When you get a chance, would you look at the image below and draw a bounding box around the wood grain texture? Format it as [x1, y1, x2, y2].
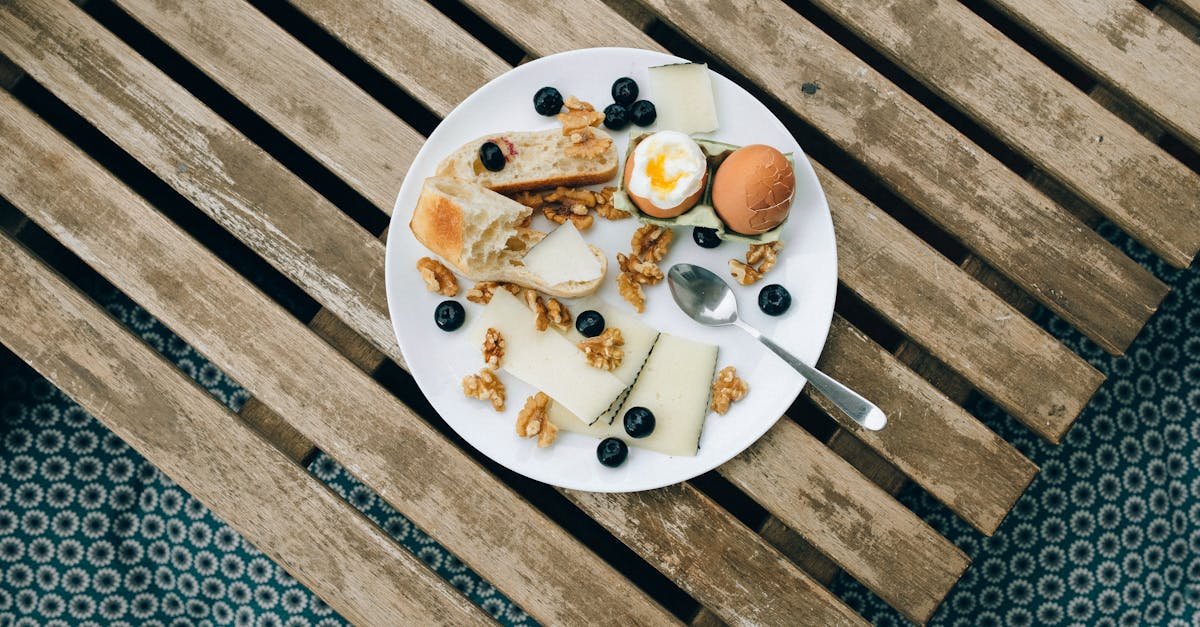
[986, 0, 1200, 152]
[0, 85, 673, 627]
[112, 0, 420, 212]
[632, 0, 1166, 355]
[568, 486, 867, 626]
[816, 160, 1103, 443]
[287, 0, 510, 124]
[1161, 0, 1200, 27]
[814, 316, 1039, 534]
[0, 235, 489, 627]
[720, 417, 969, 623]
[806, 0, 1200, 268]
[0, 0, 405, 371]
[458, 0, 660, 52]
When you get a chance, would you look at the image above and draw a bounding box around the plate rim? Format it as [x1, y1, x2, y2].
[384, 47, 837, 492]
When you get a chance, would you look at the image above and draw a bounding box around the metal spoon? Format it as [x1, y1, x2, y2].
[667, 263, 886, 431]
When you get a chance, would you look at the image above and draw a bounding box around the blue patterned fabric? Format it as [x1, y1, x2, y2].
[831, 223, 1200, 625]
[0, 286, 532, 627]
[1, 220, 1197, 626]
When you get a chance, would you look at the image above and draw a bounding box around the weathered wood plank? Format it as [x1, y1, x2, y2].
[0, 234, 489, 627]
[631, 0, 1168, 355]
[1160, 0, 1200, 28]
[113, 0, 419, 212]
[287, 0, 510, 126]
[0, 84, 674, 627]
[721, 417, 969, 623]
[805, 0, 1200, 268]
[459, 0, 660, 51]
[0, 0, 405, 369]
[986, 0, 1200, 152]
[812, 317, 1039, 533]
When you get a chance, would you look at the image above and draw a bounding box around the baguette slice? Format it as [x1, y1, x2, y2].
[410, 176, 607, 297]
[435, 128, 619, 193]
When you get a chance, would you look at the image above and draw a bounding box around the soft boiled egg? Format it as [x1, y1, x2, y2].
[622, 131, 708, 218]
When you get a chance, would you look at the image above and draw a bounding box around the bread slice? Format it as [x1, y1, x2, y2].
[409, 176, 607, 297]
[435, 128, 619, 193]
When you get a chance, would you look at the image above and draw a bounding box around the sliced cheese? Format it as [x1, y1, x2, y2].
[549, 332, 718, 457]
[466, 290, 625, 423]
[564, 303, 659, 387]
[519, 222, 602, 287]
[648, 63, 719, 135]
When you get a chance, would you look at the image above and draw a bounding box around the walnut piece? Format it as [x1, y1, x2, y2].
[416, 257, 458, 296]
[515, 392, 557, 447]
[631, 225, 673, 262]
[545, 297, 572, 331]
[558, 109, 604, 133]
[729, 259, 763, 286]
[564, 127, 612, 159]
[563, 95, 594, 112]
[710, 366, 749, 415]
[465, 281, 521, 305]
[730, 241, 782, 285]
[462, 368, 506, 412]
[617, 272, 646, 313]
[617, 252, 664, 285]
[508, 186, 622, 231]
[577, 328, 625, 371]
[482, 327, 504, 369]
[523, 289, 550, 332]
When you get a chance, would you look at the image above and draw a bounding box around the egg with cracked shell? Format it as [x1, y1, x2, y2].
[623, 131, 708, 218]
[711, 144, 795, 235]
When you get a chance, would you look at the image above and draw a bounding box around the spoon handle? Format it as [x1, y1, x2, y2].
[734, 320, 887, 431]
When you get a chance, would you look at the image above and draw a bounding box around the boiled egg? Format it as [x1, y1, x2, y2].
[711, 144, 794, 235]
[622, 131, 708, 218]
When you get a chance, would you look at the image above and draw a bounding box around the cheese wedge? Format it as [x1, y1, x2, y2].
[466, 290, 626, 423]
[648, 63, 719, 135]
[550, 332, 718, 456]
[520, 222, 603, 288]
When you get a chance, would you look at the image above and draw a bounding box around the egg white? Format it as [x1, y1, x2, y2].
[627, 131, 707, 209]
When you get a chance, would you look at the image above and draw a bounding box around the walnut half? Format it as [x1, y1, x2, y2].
[515, 392, 557, 447]
[710, 366, 749, 415]
[730, 241, 782, 286]
[482, 327, 504, 369]
[577, 328, 624, 371]
[462, 368, 506, 412]
[417, 257, 458, 296]
[466, 281, 520, 305]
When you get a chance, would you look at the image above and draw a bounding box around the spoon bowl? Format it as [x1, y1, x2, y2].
[667, 263, 887, 431]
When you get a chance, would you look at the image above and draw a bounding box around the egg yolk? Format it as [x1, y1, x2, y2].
[645, 150, 685, 194]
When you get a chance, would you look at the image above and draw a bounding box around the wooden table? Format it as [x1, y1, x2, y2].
[0, 0, 1195, 624]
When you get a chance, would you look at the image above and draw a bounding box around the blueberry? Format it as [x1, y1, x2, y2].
[623, 407, 655, 438]
[602, 103, 629, 130]
[758, 284, 791, 316]
[434, 300, 465, 331]
[611, 77, 638, 105]
[576, 310, 605, 338]
[692, 227, 722, 249]
[597, 437, 629, 467]
[479, 142, 505, 172]
[533, 86, 563, 116]
[629, 100, 656, 126]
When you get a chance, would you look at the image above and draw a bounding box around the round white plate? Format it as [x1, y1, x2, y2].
[386, 48, 836, 492]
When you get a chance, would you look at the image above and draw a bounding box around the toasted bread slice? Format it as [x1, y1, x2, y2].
[410, 176, 607, 297]
[435, 128, 619, 193]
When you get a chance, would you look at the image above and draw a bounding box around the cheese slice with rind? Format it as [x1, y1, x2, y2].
[550, 332, 718, 456]
[564, 301, 659, 423]
[466, 290, 625, 423]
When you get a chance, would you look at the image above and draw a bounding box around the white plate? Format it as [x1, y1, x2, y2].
[385, 48, 836, 492]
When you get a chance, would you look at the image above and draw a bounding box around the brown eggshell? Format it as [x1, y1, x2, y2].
[711, 145, 795, 235]
[623, 150, 707, 219]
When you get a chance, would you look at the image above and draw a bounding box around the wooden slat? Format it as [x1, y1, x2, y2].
[111, 0, 419, 212]
[720, 416, 969, 623]
[986, 0, 1200, 152]
[805, 0, 1200, 268]
[812, 317, 1038, 533]
[0, 85, 673, 627]
[0, 235, 488, 627]
[629, 0, 1168, 355]
[0, 0, 405, 371]
[286, 0, 509, 121]
[1161, 0, 1200, 27]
